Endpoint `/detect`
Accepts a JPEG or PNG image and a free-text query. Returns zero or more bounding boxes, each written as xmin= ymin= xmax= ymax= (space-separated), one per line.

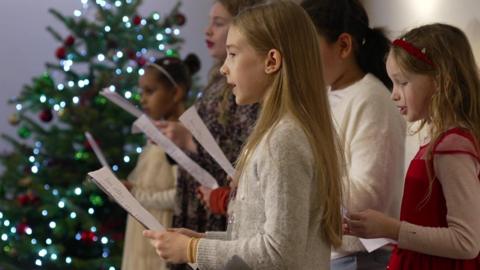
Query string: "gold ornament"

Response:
xmin=9 ymin=113 xmax=20 ymax=126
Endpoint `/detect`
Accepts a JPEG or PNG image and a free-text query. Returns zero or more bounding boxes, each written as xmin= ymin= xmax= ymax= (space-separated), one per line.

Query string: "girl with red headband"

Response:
xmin=346 ymin=23 xmax=480 ymax=270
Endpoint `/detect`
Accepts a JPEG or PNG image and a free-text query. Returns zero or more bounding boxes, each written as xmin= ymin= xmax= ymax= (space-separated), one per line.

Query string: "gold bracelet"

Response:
xmin=187 ymin=237 xmax=195 ymax=263
xmin=191 ymin=238 xmax=200 ymax=263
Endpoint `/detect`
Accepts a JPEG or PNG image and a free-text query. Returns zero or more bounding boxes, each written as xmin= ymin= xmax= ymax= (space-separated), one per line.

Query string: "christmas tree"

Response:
xmin=0 ymin=0 xmax=187 ymax=269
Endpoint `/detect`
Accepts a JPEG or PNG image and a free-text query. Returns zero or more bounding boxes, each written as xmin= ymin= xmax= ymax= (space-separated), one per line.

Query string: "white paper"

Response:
xmin=88 ymin=167 xmax=164 ymax=231
xmin=133 ymin=115 xmax=219 ymax=189
xmin=359 ymin=238 xmax=396 ymax=253
xmin=84 ymin=132 xmax=109 ymax=168
xmin=100 ymin=89 xmax=143 ymax=118
xmin=180 ymin=106 xmax=236 ymax=177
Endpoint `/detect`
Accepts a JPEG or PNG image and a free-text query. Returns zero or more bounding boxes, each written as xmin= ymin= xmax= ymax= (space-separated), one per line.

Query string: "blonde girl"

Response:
xmin=346 ymin=23 xmax=480 ymax=270
xmin=144 ymin=1 xmax=344 ymax=269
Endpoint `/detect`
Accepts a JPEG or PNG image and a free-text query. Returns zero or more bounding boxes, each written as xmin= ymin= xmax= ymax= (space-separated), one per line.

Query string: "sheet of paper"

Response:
xmin=133 ymin=115 xmax=219 ymax=189
xmin=359 ymin=238 xmax=396 ymax=253
xmin=100 ymin=89 xmax=143 ymax=118
xmin=179 ymin=106 xmax=236 ymax=177
xmin=88 ymin=167 xmax=164 ymax=231
xmin=84 ymin=132 xmax=109 ymax=168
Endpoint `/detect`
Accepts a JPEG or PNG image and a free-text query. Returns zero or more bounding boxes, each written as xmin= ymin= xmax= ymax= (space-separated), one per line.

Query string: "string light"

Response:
xmin=97 ymin=54 xmax=106 ymax=62
xmin=49 ymin=221 xmax=56 ymax=229
xmin=57 ymin=84 xmax=65 ymax=91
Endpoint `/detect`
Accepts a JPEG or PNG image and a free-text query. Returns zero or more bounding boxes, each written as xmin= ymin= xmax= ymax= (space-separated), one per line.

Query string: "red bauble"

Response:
xmin=55 ymin=47 xmax=67 ymax=60
xmin=64 ymin=35 xmax=75 ymax=46
xmin=81 ymin=231 xmax=96 ymax=244
xmin=39 ymin=109 xmax=53 ymax=122
xmin=136 ymin=57 xmax=146 ymax=67
xmin=127 ymin=50 xmax=137 ymax=60
xmin=17 ymin=194 xmax=29 ymax=206
xmin=175 ymin=13 xmax=186 ymax=26
xmin=16 ymin=223 xmax=28 ymax=234
xmin=132 ymin=15 xmax=142 ymax=25
xmin=27 ymin=191 xmax=40 ymax=204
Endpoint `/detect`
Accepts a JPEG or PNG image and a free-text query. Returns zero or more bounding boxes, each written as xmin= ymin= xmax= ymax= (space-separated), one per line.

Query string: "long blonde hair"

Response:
xmin=233 ymin=0 xmax=344 ymax=248
xmin=392 ymin=23 xmax=480 ymax=203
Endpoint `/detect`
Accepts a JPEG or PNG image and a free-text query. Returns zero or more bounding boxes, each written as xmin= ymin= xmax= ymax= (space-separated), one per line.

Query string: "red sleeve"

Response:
xmin=209 ymin=187 xmax=230 ymax=215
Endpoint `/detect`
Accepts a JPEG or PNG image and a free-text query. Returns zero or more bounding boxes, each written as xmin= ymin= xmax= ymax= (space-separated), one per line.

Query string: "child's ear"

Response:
xmin=264 ymin=49 xmax=282 ymax=74
xmin=172 ymin=85 xmax=186 ymax=104
xmin=337 ymin=33 xmax=354 ymax=59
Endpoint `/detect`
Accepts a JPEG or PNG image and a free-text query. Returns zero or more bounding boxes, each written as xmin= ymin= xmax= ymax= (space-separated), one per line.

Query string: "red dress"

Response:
xmin=388 ymin=128 xmax=480 ymax=270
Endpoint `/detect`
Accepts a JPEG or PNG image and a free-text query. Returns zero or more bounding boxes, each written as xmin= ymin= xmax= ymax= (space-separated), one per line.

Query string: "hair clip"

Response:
xmin=392 ymin=38 xmax=434 ymax=67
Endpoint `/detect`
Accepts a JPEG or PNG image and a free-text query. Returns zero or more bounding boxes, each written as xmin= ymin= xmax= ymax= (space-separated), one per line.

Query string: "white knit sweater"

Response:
xmin=196 ymin=116 xmax=331 ymax=270
xmin=328 ymin=74 xmax=406 ymax=258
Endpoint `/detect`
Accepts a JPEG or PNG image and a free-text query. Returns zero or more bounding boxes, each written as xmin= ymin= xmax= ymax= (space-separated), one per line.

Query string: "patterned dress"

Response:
xmin=171 ymin=74 xmax=258 ymax=270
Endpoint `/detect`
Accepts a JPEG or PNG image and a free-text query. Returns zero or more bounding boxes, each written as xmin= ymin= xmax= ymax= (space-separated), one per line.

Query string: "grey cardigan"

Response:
xmin=196 ymin=116 xmax=331 ymax=269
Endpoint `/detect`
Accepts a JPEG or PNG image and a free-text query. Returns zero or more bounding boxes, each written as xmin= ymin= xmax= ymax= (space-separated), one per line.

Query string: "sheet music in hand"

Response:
xmin=100 ymin=89 xmax=143 ymax=118
xmin=179 ymin=106 xmax=236 ymax=178
xmin=87 ymin=167 xmax=164 ymax=231
xmin=84 ymin=132 xmax=110 ymax=168
xmin=133 ymin=115 xmax=219 ymax=189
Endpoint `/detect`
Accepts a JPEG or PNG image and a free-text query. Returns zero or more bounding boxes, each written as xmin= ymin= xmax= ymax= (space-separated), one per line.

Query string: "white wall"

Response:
xmin=364 ymin=0 xmax=480 ymax=65
xmin=0 ymin=0 xmax=211 ymax=151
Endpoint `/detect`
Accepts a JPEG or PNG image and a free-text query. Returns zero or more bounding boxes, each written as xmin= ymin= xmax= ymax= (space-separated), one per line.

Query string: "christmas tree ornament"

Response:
xmin=18 ymin=177 xmax=32 ymax=187
xmin=27 ymin=190 xmax=40 ymax=204
xmin=64 ymin=35 xmax=76 ymax=46
xmin=175 ymin=13 xmax=186 ymax=26
xmin=8 ymin=113 xmax=20 ymax=126
xmin=136 ymin=56 xmax=146 ymax=66
xmin=55 ymin=47 xmax=67 ymax=60
xmin=132 ymin=15 xmax=142 ymax=25
xmin=17 ymin=194 xmax=29 ymax=206
xmin=17 ymin=126 xmax=31 ymax=139
xmin=16 ymin=222 xmax=29 ymax=235
xmin=39 ymin=108 xmax=53 ymax=122
xmin=80 ymin=230 xmax=97 ymax=244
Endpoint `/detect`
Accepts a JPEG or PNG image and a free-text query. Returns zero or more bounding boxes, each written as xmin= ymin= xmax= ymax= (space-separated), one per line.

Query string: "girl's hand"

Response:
xmin=197 ymin=186 xmax=212 ymax=209
xmin=154 ymin=121 xmax=197 ymax=153
xmin=143 ymin=230 xmax=190 ymax=264
xmin=167 ymin=228 xmax=205 ymax=238
xmin=345 ymin=209 xmax=401 ymax=240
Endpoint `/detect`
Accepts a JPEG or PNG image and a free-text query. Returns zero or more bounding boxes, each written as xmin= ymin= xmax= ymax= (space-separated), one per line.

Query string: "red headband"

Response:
xmin=392 ymin=39 xmax=434 ymax=67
